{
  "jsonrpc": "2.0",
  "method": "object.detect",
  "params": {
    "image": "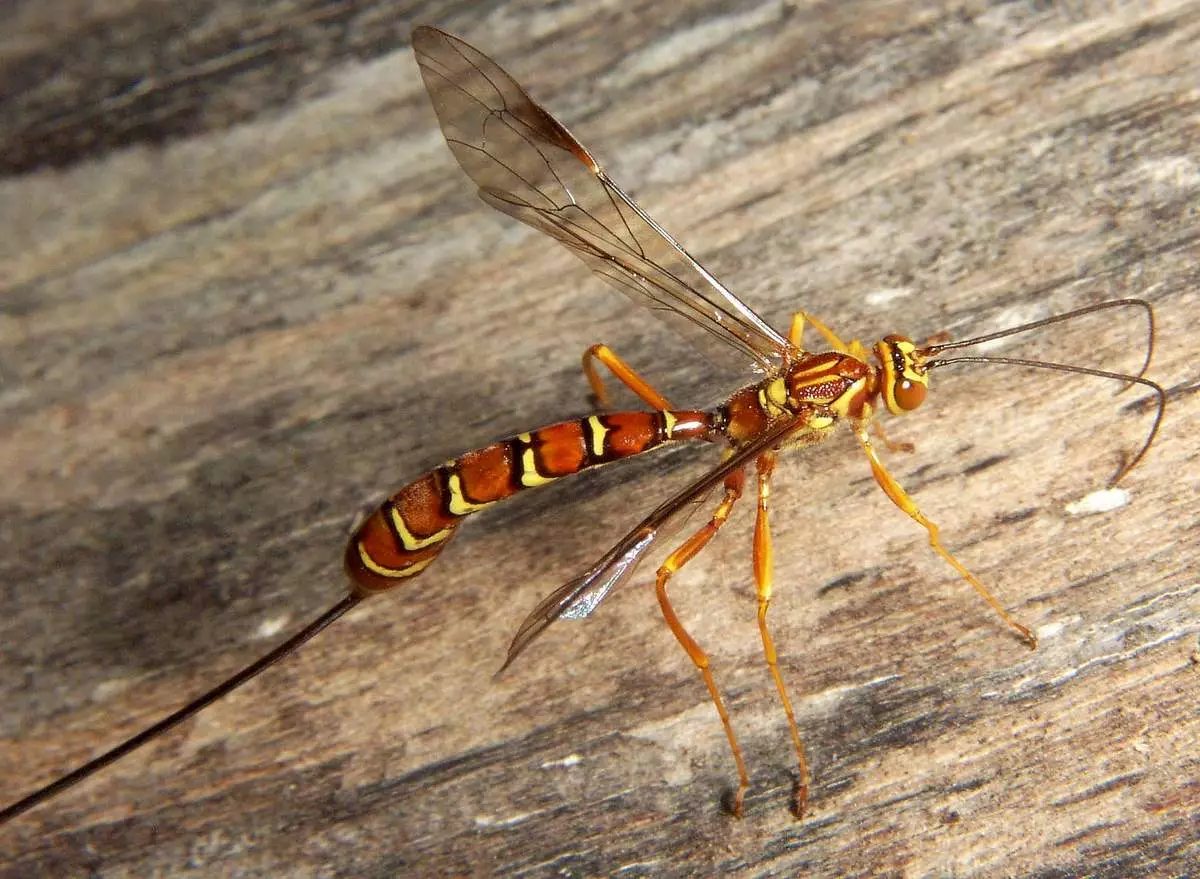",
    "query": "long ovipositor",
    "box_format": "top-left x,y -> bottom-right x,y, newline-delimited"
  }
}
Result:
345,409 -> 716,595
